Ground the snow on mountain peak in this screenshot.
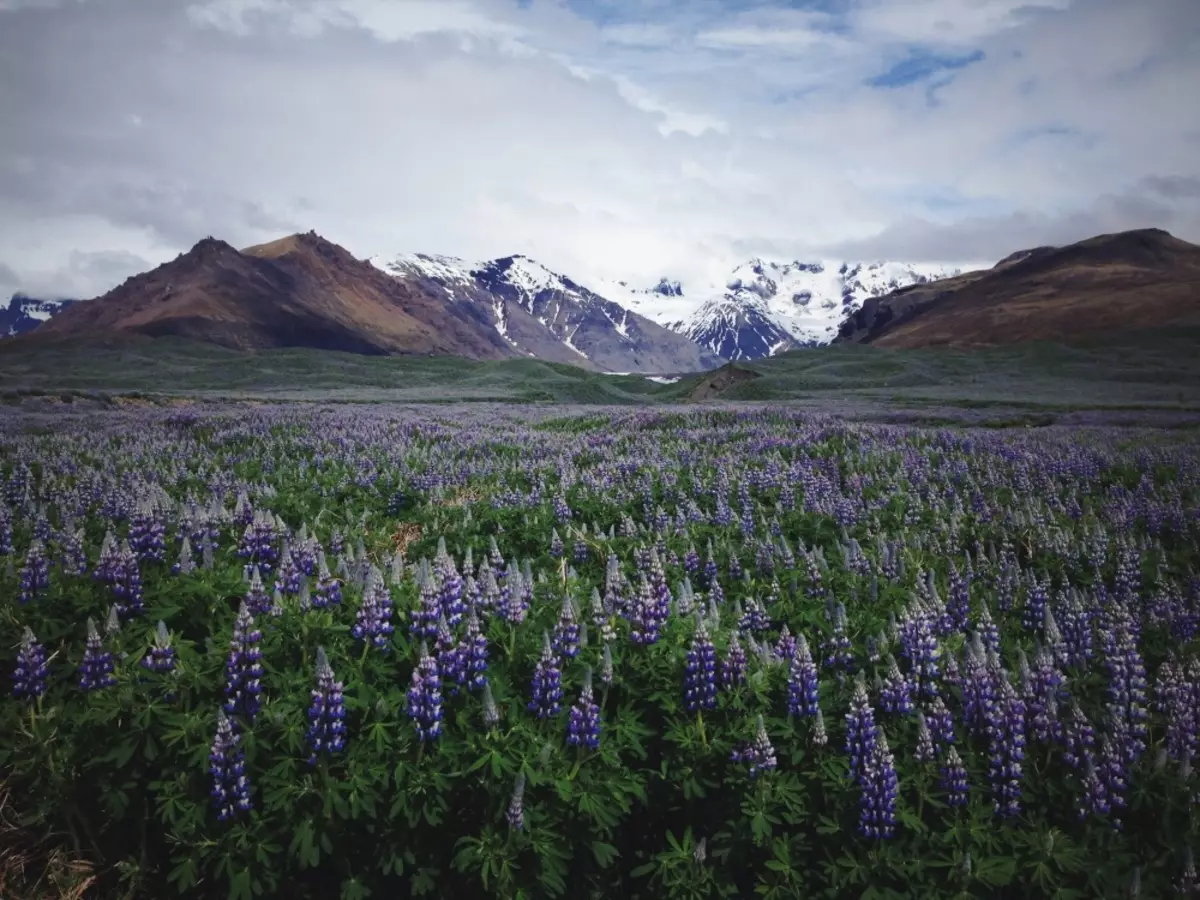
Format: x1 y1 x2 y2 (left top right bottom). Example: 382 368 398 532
598 257 969 359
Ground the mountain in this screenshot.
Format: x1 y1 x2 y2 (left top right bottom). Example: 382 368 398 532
370 253 724 373
26 233 517 359
1 293 75 337
836 228 1200 347
596 259 964 360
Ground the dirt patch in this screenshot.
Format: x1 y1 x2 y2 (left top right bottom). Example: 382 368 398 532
687 363 761 401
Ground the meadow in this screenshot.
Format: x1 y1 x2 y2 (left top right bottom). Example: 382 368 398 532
1 402 1198 899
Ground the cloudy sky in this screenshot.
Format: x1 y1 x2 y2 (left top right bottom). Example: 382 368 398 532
1 0 1198 298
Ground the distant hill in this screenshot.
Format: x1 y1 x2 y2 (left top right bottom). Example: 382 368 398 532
1 293 75 337
836 228 1200 347
25 232 517 359
19 233 721 373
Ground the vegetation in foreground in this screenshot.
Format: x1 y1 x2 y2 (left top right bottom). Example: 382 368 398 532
1 404 1199 899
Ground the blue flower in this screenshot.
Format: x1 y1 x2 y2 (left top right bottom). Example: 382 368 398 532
79 618 116 691
224 602 264 722
209 710 252 821
786 633 820 717
529 631 563 720
13 627 49 700
306 647 347 764
685 618 718 712
567 667 601 750
406 642 443 742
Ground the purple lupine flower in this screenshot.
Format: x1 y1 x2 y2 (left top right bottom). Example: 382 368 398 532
1062 700 1097 770
274 545 302 596
1023 645 1065 745
436 615 467 695
223 602 264 722
1023 576 1049 633
859 729 899 839
352 566 394 651
141 620 177 673
1077 756 1110 821
786 633 820 717
975 602 1000 655
1102 602 1148 760
238 511 279 576
914 711 936 763
822 603 854 672
702 540 718 588
313 554 342 608
529 631 563 719
13 627 49 700
506 772 526 830
845 672 878 783
731 714 777 779
940 746 969 807
924 695 957 750
209 710 252 821
18 539 50 604
0 503 12 556
244 567 271 616
410 563 441 638
988 674 1026 818
462 609 489 690
947 562 970 632
552 595 581 660
406 642 443 742
567 667 601 750
305 647 347 764
79 617 116 692
110 540 144 617
880 654 914 715
436 541 467 627
898 606 941 699
774 625 797 663
549 528 564 559
552 493 571 523
129 502 166 563
60 527 88 576
684 617 718 712
1099 716 1133 828
738 595 770 633
721 631 747 690
500 564 529 625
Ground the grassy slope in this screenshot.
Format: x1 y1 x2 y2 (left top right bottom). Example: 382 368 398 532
1 328 1197 409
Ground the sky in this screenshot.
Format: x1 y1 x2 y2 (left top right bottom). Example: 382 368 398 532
0 0 1198 299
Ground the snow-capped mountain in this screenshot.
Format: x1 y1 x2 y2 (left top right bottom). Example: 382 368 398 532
594 259 968 360
1 293 75 337
370 253 724 374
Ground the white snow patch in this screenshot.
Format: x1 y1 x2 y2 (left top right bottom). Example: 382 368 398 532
647 376 680 384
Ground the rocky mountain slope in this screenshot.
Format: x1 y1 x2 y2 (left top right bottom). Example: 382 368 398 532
836 228 1200 347
596 259 964 360
1 294 75 337
370 253 724 373
26 233 522 358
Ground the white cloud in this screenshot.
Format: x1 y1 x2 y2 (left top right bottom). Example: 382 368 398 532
0 0 1196 298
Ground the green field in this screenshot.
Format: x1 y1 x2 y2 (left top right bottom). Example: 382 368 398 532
1 328 1198 412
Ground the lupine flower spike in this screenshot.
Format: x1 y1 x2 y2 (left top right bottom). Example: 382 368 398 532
305 647 347 764
80 618 116 691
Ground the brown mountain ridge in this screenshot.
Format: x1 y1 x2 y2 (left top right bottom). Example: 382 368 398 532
28 231 514 358
836 228 1200 347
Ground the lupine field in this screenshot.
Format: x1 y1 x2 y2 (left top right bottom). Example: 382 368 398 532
2 403 1200 900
